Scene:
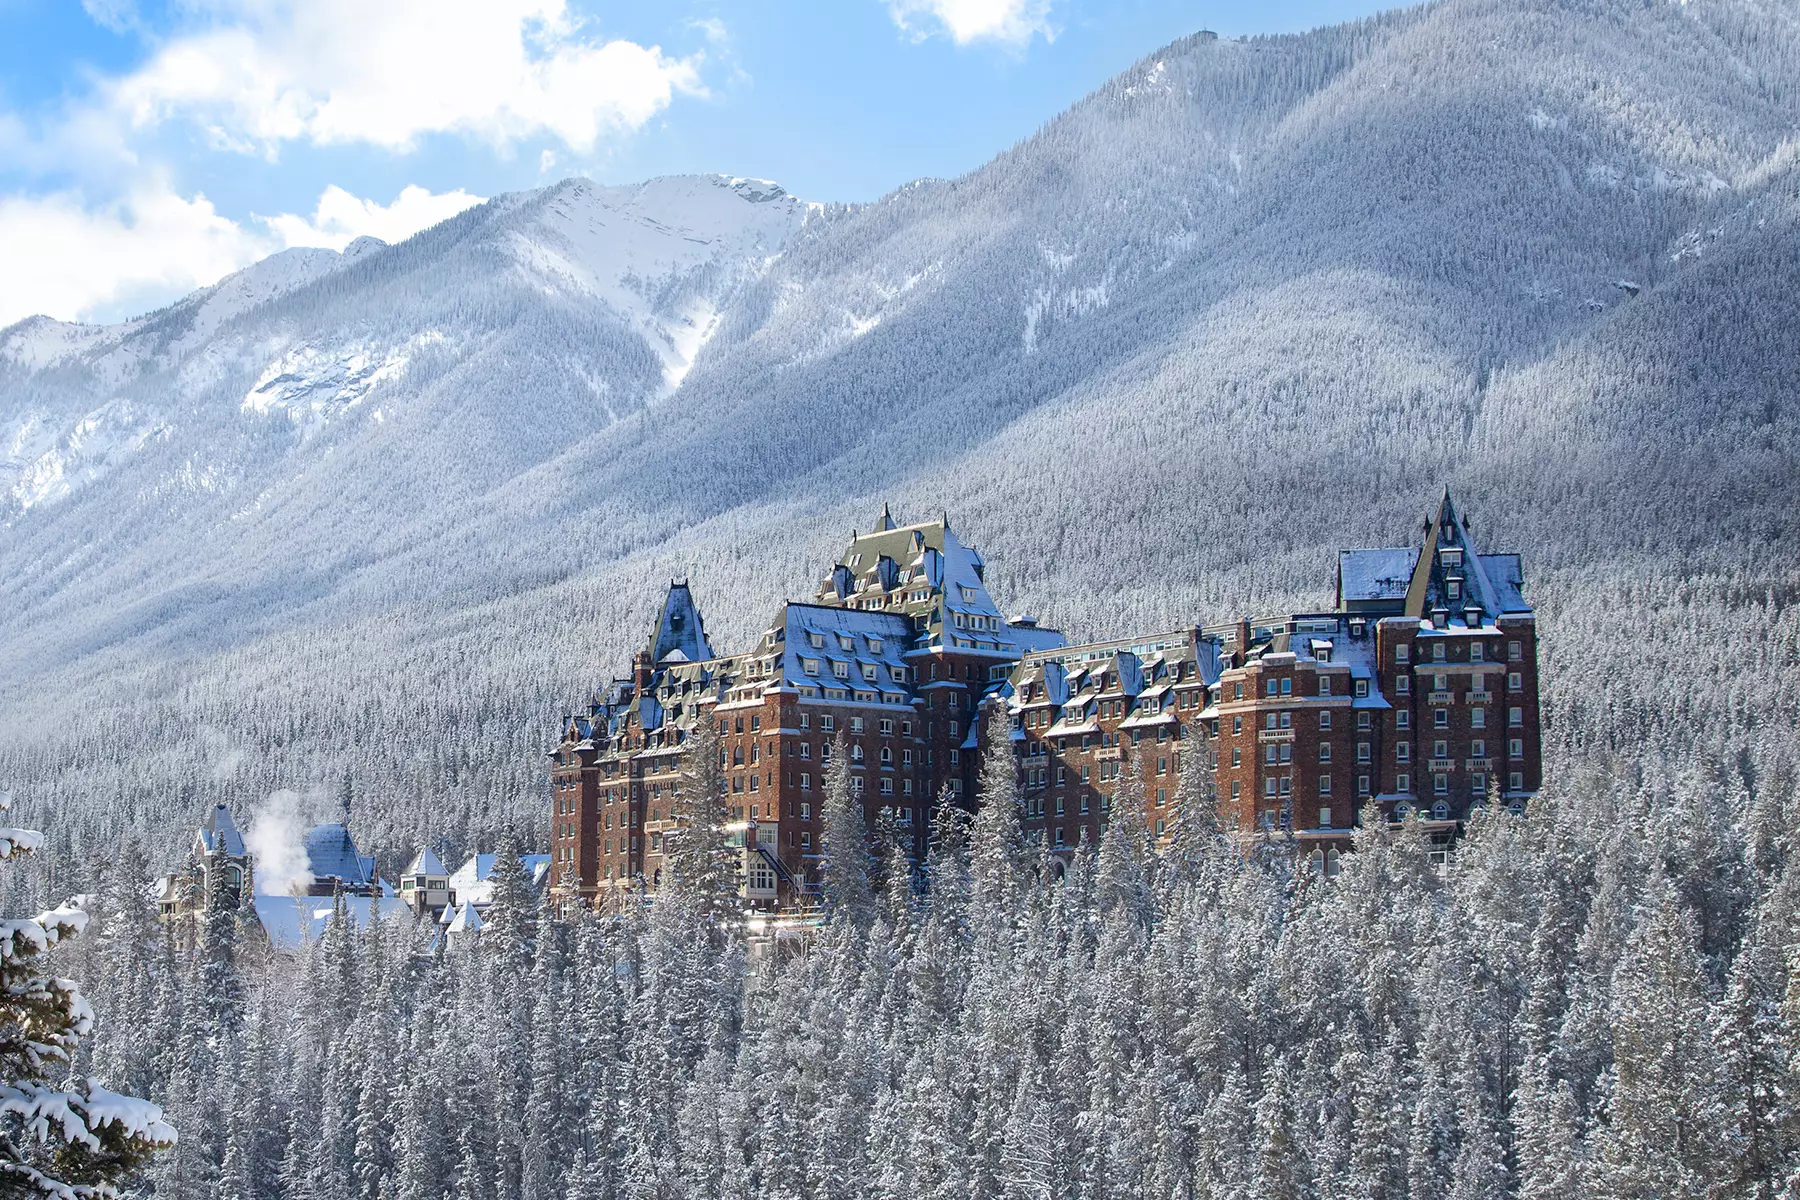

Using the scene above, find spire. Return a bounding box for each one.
[877,502,896,532]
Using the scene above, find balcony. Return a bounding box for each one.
[1257,728,1295,743]
[1428,691,1455,705]
[1467,690,1492,705]
[1464,758,1494,772]
[1096,747,1124,762]
[1427,758,1456,772]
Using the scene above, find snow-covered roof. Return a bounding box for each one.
[403,847,447,878]
[446,900,483,935]
[253,895,414,953]
[448,853,553,907]
[197,805,245,857]
[777,603,915,697]
[1338,548,1416,607]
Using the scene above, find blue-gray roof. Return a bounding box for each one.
[304,823,373,888]
[1338,548,1417,606]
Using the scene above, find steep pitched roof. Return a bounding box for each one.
[197,805,246,857]
[647,582,714,664]
[404,847,447,877]
[303,824,373,888]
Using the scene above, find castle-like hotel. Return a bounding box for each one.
[549,492,1541,909]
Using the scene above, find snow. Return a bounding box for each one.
[240,332,445,438]
[251,894,415,952]
[0,828,45,860]
[505,175,805,391]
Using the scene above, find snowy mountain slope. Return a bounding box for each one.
[1,0,1797,853]
[0,175,806,521]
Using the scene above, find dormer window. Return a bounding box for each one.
[808,632,824,648]
[1442,548,1463,568]
[1446,579,1462,601]
[1465,607,1483,627]
[837,634,854,651]
[1431,609,1449,629]
[867,637,883,654]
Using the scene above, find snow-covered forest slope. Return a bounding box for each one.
[2,0,1797,860]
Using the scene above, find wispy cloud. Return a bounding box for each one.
[887,0,1055,47]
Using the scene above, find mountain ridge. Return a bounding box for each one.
[1,0,1796,855]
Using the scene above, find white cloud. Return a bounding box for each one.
[887,0,1055,46]
[112,0,705,154]
[0,180,486,327]
[0,184,269,327]
[265,184,485,251]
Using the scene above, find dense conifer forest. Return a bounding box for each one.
[1,0,1798,1192]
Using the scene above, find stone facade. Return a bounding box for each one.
[549,492,1542,908]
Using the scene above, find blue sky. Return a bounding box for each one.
[0,0,1389,327]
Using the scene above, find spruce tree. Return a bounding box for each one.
[821,737,874,926]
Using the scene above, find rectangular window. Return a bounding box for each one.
[1434,740,1448,759]
[1470,642,1484,662]
[879,719,893,736]
[1156,788,1167,808]
[1508,672,1522,691]
[1232,716,1243,734]
[1234,683,1244,700]
[1471,740,1486,758]
[1319,775,1332,795]
[1280,679,1292,696]
[1266,679,1278,697]
[1396,711,1409,729]
[1433,643,1446,662]
[1509,641,1522,662]
[1396,644,1410,662]
[1361,741,1374,763]
[1435,709,1449,729]
[1264,778,1277,797]
[803,658,820,675]
[1434,775,1449,794]
[1509,738,1523,757]
[1264,746,1277,765]
[1319,744,1332,763]
[1319,711,1332,731]
[1396,676,1410,694]
[1357,774,1370,796]
[822,715,835,732]
[1278,744,1292,764]
[1509,706,1523,727]
[1319,677,1332,696]
[1397,772,1410,793]
[1231,748,1241,767]
[1472,708,1486,729]
[800,774,811,791]
[1230,781,1241,799]
[1320,807,1333,827]
[1510,771,1524,790]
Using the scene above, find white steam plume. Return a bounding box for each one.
[245,790,313,897]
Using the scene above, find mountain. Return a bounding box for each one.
[2,0,1797,859]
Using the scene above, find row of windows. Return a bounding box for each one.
[1396,639,1525,664]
